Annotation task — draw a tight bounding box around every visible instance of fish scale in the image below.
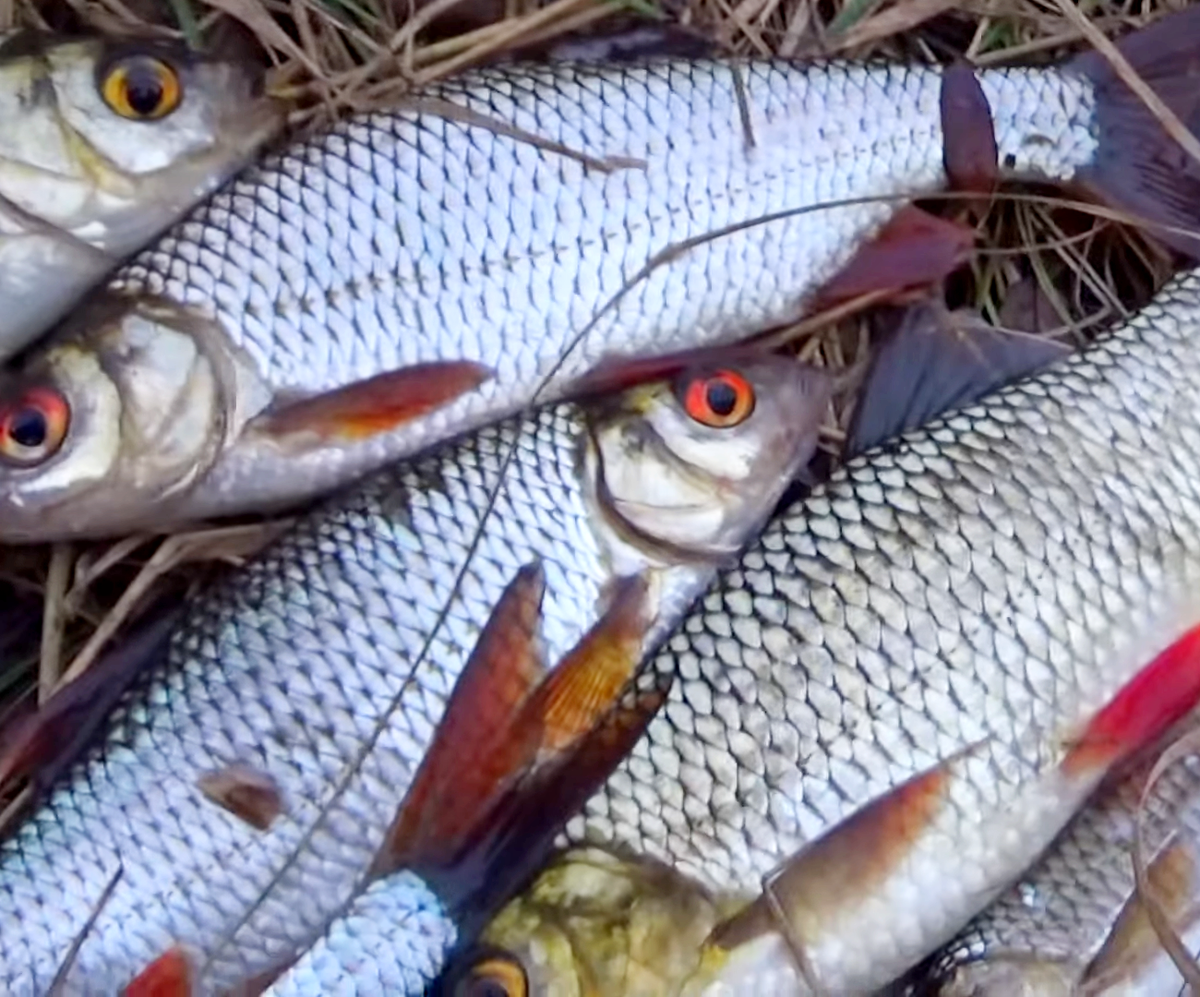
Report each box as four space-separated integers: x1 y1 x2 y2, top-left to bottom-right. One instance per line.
98 61 1092 518
0 352 825 994
540 268 1200 994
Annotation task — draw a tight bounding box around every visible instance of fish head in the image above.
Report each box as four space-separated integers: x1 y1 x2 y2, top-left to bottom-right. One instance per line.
0 31 287 356
443 848 723 997
585 352 832 563
0 295 236 541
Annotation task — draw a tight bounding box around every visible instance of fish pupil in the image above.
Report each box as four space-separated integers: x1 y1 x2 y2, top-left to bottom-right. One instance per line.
126 69 164 116
706 380 738 416
8 408 46 448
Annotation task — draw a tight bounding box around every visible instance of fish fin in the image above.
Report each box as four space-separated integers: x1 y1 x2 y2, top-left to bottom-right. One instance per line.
1082 837 1199 989
375 562 549 876
435 675 672 934
1071 7 1200 258
196 764 284 831
256 361 492 442
844 301 1071 458
0 609 178 795
941 61 999 196
122 947 193 997
517 573 651 755
1062 624 1200 777
810 206 977 312
708 746 972 955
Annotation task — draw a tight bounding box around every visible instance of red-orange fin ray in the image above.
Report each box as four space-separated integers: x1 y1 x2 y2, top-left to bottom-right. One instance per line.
256 360 492 442
122 947 193 997
940 61 999 197
810 206 976 312
376 561 549 876
1063 623 1200 777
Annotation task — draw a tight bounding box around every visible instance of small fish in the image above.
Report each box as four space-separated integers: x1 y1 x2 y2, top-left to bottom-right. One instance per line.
925 716 1200 997
0 30 286 361
3 9 1200 541
447 269 1200 996
0 349 828 995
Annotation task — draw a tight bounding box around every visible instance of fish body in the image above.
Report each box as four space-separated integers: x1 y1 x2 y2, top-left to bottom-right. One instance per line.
469 267 1200 997
8 9 1200 540
0 31 285 360
927 735 1200 997
0 353 827 994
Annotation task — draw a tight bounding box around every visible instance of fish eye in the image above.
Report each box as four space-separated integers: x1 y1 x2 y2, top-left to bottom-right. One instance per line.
0 386 70 467
682 369 756 428
100 54 182 121
455 954 528 997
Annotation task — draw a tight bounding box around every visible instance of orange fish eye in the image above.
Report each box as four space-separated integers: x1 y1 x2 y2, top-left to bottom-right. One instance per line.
682 369 756 428
0 387 70 467
457 954 528 997
100 54 182 121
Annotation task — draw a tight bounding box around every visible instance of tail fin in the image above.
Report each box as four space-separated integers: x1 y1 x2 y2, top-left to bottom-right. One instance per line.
1072 8 1200 258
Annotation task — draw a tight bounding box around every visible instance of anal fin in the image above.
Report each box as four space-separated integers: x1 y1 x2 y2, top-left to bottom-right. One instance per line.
810 206 977 313
122 947 193 997
941 61 999 198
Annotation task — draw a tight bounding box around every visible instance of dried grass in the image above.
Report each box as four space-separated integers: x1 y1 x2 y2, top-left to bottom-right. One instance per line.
0 0 1195 869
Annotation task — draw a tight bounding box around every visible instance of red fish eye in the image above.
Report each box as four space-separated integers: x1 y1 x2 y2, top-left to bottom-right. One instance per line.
0 386 70 467
682 369 755 428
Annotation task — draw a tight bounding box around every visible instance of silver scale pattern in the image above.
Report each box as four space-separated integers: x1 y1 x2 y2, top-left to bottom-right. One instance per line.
112 59 1096 463
571 267 1200 951
0 402 610 995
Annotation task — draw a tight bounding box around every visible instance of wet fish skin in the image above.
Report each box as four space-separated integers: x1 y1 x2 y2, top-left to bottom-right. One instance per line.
0 353 828 995
470 266 1200 996
928 737 1200 997
0 29 1167 542
0 31 286 361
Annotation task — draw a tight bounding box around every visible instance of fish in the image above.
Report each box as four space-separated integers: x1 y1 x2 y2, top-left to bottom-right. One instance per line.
0 349 829 995
0 30 286 361
447 271 1200 997
3 8 1200 540
923 721 1200 997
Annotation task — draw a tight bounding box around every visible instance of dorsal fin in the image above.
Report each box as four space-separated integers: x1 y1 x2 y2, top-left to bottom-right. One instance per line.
844 302 1072 458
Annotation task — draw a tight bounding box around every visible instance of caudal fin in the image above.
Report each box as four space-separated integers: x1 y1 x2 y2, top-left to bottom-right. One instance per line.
1073 8 1200 258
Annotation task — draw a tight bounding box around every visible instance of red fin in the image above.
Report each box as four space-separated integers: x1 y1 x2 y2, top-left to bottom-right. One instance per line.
941 62 999 196
434 675 672 925
123 948 193 997
517 574 651 756
259 361 492 441
377 562 548 875
0 612 177 793
710 746 974 951
1064 624 1200 777
196 765 284 831
812 206 976 311
1071 7 1200 258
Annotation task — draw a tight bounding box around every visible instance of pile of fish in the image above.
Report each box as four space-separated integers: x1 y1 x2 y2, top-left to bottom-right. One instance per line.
4 5 1200 995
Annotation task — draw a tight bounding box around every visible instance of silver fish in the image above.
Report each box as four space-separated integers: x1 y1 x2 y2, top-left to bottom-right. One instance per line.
0 31 285 361
459 266 1200 997
0 351 828 995
928 718 1200 997
2 8 1198 541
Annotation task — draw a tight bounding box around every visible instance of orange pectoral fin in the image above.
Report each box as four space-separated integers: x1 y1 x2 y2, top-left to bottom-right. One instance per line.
376 562 549 876
258 360 492 442
811 206 977 312
518 573 651 756
1063 623 1200 777
123 948 193 997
